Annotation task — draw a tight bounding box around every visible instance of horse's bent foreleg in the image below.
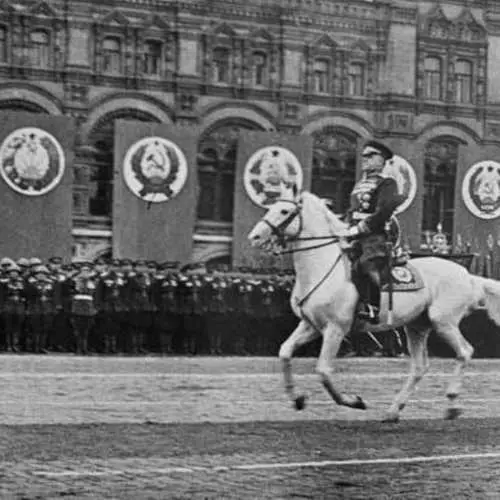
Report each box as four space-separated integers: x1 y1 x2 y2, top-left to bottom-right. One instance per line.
384 325 431 423
279 320 319 410
316 323 366 409
431 318 474 419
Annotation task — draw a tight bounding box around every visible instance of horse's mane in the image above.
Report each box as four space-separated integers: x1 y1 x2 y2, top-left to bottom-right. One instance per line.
300 191 347 234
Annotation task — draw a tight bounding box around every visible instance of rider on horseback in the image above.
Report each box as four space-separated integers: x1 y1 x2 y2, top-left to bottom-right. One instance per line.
336 140 404 324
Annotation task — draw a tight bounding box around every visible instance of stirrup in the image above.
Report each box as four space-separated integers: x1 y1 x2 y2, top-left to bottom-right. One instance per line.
358 304 379 323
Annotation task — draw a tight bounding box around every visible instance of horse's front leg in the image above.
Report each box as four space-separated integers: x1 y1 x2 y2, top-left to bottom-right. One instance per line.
316 322 367 410
383 325 431 423
279 320 319 410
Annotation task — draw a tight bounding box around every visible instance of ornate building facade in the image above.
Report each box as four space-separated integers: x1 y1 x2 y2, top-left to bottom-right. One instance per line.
0 0 499 263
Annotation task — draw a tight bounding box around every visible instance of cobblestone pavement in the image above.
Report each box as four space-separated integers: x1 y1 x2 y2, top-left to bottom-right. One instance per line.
1 355 500 499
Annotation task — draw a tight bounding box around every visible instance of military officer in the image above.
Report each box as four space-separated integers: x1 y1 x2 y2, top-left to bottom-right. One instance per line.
335 140 404 323
3 263 25 352
95 258 124 354
70 261 98 355
25 265 58 353
117 258 135 353
17 258 30 278
48 256 71 352
127 259 154 354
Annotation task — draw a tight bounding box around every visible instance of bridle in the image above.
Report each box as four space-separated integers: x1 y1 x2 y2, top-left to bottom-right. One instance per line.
260 197 340 255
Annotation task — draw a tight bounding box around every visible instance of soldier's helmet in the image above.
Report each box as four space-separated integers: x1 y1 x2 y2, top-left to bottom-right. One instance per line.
1 257 15 268
17 257 29 268
34 265 50 275
79 261 93 272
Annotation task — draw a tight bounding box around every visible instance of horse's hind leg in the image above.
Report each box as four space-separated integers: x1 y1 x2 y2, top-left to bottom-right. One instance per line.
279 320 319 410
431 317 474 420
383 324 431 423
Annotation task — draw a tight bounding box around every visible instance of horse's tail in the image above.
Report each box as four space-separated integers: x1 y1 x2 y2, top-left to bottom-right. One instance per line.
471 275 500 326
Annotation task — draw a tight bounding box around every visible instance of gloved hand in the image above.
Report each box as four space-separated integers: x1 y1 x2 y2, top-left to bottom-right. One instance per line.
336 226 361 239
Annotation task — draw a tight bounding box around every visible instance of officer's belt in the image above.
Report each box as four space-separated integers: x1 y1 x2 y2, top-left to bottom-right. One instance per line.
74 294 93 300
351 211 370 220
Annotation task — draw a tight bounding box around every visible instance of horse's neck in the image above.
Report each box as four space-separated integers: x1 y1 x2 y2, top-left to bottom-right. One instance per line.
292 194 346 290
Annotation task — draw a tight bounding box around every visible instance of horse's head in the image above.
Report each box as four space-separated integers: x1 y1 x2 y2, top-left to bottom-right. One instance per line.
248 184 302 251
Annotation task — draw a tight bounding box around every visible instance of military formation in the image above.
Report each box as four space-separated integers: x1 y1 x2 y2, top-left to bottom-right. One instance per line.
0 256 301 356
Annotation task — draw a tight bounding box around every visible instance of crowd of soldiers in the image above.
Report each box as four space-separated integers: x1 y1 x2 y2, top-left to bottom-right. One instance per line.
0 256 304 356
0 256 405 357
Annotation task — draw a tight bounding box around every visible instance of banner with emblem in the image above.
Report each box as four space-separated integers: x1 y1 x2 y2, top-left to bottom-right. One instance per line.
0 111 74 260
113 120 198 263
232 131 313 269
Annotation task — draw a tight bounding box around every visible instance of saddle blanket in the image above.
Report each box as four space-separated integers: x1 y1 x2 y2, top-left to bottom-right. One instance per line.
381 262 424 292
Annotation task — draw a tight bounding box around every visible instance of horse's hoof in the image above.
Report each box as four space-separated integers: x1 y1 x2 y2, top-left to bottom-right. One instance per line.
294 395 307 411
352 396 367 410
444 407 462 420
382 414 400 424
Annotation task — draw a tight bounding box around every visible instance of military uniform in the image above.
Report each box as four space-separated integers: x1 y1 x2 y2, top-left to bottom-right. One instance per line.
127 261 155 354
24 265 59 353
342 141 403 322
70 264 98 354
48 257 71 352
231 277 254 355
152 267 180 355
205 275 230 355
3 265 25 352
95 267 125 354
178 273 206 355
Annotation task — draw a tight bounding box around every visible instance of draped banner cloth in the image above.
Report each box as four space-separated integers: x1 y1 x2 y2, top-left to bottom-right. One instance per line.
232 131 313 270
113 120 199 263
0 111 75 261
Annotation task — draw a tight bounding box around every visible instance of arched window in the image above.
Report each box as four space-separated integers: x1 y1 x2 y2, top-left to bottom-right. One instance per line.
311 128 358 215
197 121 261 223
252 51 268 86
86 110 160 218
30 30 50 67
348 63 365 96
0 27 7 63
455 59 473 104
422 138 459 243
143 40 162 76
212 47 231 83
313 59 329 93
102 37 122 74
424 56 442 100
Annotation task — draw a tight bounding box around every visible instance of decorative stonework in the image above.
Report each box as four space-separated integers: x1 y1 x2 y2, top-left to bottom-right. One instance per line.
384 112 414 134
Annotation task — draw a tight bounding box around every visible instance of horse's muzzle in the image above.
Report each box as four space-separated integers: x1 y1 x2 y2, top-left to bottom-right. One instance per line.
248 221 271 249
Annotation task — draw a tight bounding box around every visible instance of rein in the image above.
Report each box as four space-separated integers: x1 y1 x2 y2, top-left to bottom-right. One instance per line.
272 237 339 255
262 197 342 256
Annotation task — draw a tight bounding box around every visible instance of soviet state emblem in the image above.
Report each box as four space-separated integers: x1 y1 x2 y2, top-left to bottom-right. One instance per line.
382 155 417 215
462 161 500 220
0 127 65 196
123 137 188 203
244 146 303 208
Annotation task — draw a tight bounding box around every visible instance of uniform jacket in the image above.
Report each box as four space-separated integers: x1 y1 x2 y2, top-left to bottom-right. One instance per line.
70 275 97 316
347 174 403 263
126 272 155 312
24 276 59 314
347 174 402 234
2 277 25 314
95 271 125 313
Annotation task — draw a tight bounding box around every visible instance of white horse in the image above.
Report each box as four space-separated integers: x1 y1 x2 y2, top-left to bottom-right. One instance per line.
248 187 500 422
